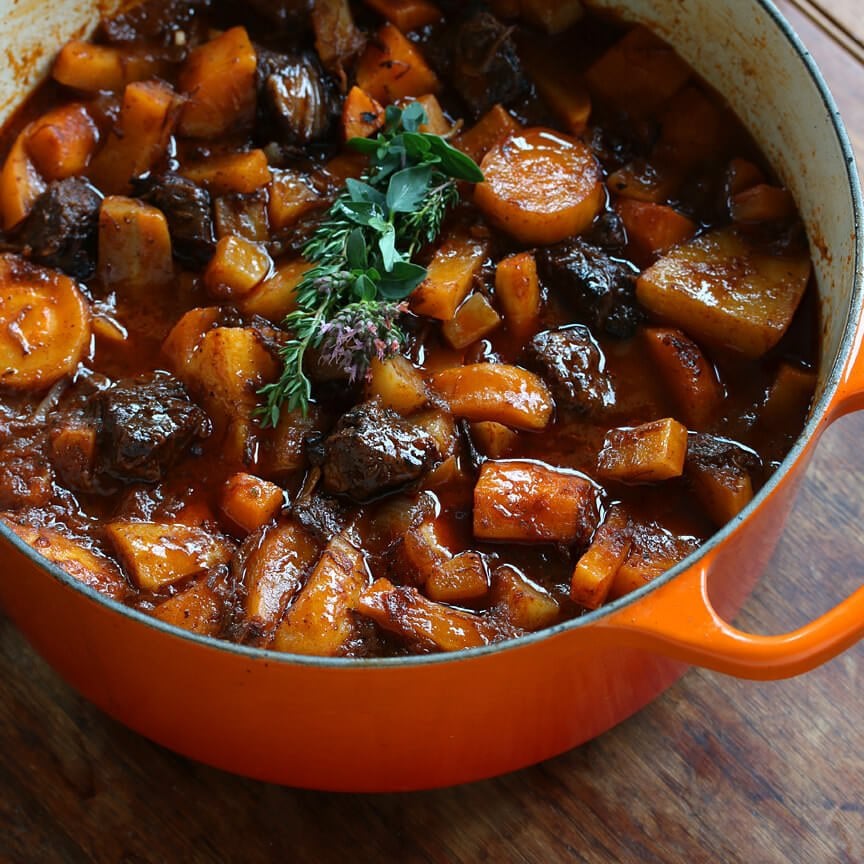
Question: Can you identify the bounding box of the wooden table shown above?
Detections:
[2,3,863,862]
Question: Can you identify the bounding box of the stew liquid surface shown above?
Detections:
[0,0,818,657]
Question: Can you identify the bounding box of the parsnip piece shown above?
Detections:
[686,434,756,527]
[106,522,234,592]
[220,473,285,534]
[151,577,224,636]
[0,254,90,390]
[403,520,452,582]
[161,307,221,375]
[240,259,311,322]
[0,127,46,230]
[26,104,99,182]
[204,236,272,300]
[642,327,723,430]
[494,251,540,347]
[570,506,632,610]
[430,363,553,431]
[268,170,323,231]
[88,80,180,194]
[491,565,559,631]
[597,418,688,483]
[455,104,522,164]
[367,354,428,415]
[178,27,258,138]
[442,293,502,350]
[241,521,320,629]
[182,150,271,196]
[356,578,495,651]
[636,227,811,357]
[470,421,518,459]
[476,127,603,245]
[273,534,370,656]
[98,197,173,290]
[3,520,127,601]
[474,460,598,544]
[426,552,489,603]
[410,233,488,321]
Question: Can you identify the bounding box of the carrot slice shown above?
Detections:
[0,254,90,390]
[475,127,603,245]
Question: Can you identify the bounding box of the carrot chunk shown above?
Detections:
[26,104,99,182]
[239,258,311,321]
[455,104,522,164]
[182,150,271,196]
[473,460,598,544]
[0,127,46,230]
[617,199,696,261]
[220,473,285,534]
[342,86,386,141]
[442,293,502,349]
[364,0,442,31]
[152,578,225,636]
[52,41,166,92]
[570,507,632,610]
[356,23,439,104]
[268,170,323,231]
[597,418,689,484]
[494,251,540,347]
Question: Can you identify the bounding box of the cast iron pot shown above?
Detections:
[0,0,862,791]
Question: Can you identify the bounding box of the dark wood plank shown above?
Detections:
[1,2,863,862]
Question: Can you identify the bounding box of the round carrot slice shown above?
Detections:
[474,127,603,245]
[0,254,91,390]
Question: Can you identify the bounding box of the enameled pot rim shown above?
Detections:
[2,0,862,670]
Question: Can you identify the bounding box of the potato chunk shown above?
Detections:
[442,293,502,349]
[491,565,559,631]
[686,434,757,526]
[597,418,688,483]
[273,534,370,656]
[106,522,234,592]
[473,460,598,544]
[367,354,428,415]
[220,473,285,534]
[426,552,490,603]
[570,506,632,610]
[411,233,488,321]
[637,228,811,357]
[204,236,272,300]
[151,577,224,636]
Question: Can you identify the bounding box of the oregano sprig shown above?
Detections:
[257,102,484,427]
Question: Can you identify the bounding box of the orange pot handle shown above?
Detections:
[595,553,864,680]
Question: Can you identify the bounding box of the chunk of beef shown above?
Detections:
[291,489,353,544]
[93,372,210,484]
[584,211,627,251]
[0,445,53,509]
[16,178,102,280]
[687,434,761,475]
[524,326,616,416]
[99,0,211,46]
[314,401,441,501]
[428,11,528,118]
[132,173,216,269]
[538,238,642,339]
[257,49,335,147]
[247,0,312,30]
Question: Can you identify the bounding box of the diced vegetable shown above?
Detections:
[0,254,90,390]
[88,80,181,194]
[50,424,97,487]
[475,127,603,245]
[342,86,386,141]
[204,236,273,299]
[597,418,688,483]
[403,520,451,582]
[636,227,811,357]
[106,522,234,592]
[356,578,495,651]
[642,327,723,430]
[241,521,320,629]
[430,363,554,430]
[494,251,540,348]
[585,26,690,116]
[426,552,489,603]
[273,534,370,656]
[491,565,559,631]
[760,363,817,430]
[312,0,366,83]
[214,191,270,242]
[151,577,224,636]
[220,473,285,534]
[3,521,127,601]
[442,293,502,349]
[725,158,766,199]
[356,23,440,104]
[686,434,756,526]
[410,233,488,321]
[455,104,522,164]
[656,86,725,166]
[730,184,796,224]
[570,506,632,610]
[161,307,221,375]
[178,27,258,138]
[474,460,598,543]
[398,93,450,135]
[269,170,323,232]
[98,196,173,290]
[616,199,696,260]
[52,41,165,92]
[239,258,311,321]
[470,421,517,459]
[364,0,442,31]
[606,159,680,204]
[25,104,99,182]
[412,408,458,457]
[262,406,324,479]
[182,150,271,196]
[0,127,46,230]
[367,354,429,415]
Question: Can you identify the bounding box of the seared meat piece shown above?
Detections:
[584,211,628,251]
[292,489,353,544]
[93,372,210,484]
[247,0,312,29]
[100,0,211,46]
[132,173,216,269]
[17,178,102,280]
[314,401,441,501]
[524,326,616,416]
[538,238,642,339]
[257,49,335,146]
[0,447,53,509]
[687,434,761,476]
[429,11,527,118]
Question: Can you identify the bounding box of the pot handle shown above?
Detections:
[594,551,864,680]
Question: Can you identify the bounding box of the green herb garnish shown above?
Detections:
[257,102,484,427]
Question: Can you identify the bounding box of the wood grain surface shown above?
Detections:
[1,2,863,862]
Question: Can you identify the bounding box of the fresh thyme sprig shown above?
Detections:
[257,102,484,427]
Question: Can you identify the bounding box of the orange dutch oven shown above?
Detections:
[0,0,863,791]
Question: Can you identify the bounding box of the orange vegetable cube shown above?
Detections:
[364,0,442,31]
[760,363,817,430]
[607,159,680,205]
[403,520,452,582]
[411,233,488,321]
[609,524,699,600]
[491,565,559,631]
[182,149,271,196]
[570,507,632,610]
[342,86,386,141]
[398,93,451,135]
[455,104,522,164]
[426,552,489,603]
[0,128,45,230]
[442,293,502,349]
[52,41,165,92]
[161,307,221,375]
[269,170,323,231]
[220,472,285,534]
[470,421,518,459]
[356,24,440,104]
[240,258,311,322]
[151,578,224,636]
[26,104,99,182]
[617,199,696,261]
[597,418,689,484]
[204,236,273,299]
[730,184,796,224]
[494,251,540,347]
[367,354,429,415]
